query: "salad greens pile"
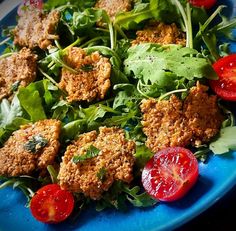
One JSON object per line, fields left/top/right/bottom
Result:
{"left": 1, "top": 0, "right": 236, "bottom": 213}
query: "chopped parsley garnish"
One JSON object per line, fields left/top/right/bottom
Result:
{"left": 24, "top": 135, "right": 48, "bottom": 154}
{"left": 73, "top": 145, "right": 100, "bottom": 163}
{"left": 97, "top": 167, "right": 107, "bottom": 182}
{"left": 80, "top": 64, "right": 94, "bottom": 72}
{"left": 11, "top": 80, "right": 21, "bottom": 92}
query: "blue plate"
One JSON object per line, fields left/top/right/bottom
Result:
{"left": 1, "top": 1, "right": 236, "bottom": 231}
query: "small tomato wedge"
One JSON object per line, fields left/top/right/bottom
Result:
{"left": 142, "top": 147, "right": 199, "bottom": 202}
{"left": 210, "top": 54, "right": 236, "bottom": 101}
{"left": 189, "top": 0, "right": 217, "bottom": 9}
{"left": 30, "top": 184, "right": 74, "bottom": 223}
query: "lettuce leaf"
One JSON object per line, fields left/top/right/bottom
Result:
{"left": 209, "top": 127, "right": 236, "bottom": 154}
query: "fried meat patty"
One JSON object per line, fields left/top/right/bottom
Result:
{"left": 59, "top": 47, "right": 111, "bottom": 103}
{"left": 132, "top": 21, "right": 186, "bottom": 46}
{"left": 141, "top": 83, "right": 224, "bottom": 152}
{"left": 0, "top": 119, "right": 61, "bottom": 177}
{"left": 95, "top": 0, "right": 132, "bottom": 20}
{"left": 58, "top": 127, "right": 135, "bottom": 200}
{"left": 0, "top": 48, "right": 37, "bottom": 100}
{"left": 13, "top": 7, "right": 60, "bottom": 50}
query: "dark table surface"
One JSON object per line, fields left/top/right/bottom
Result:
{"left": 175, "top": 185, "right": 236, "bottom": 231}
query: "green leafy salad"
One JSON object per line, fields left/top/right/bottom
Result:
{"left": 0, "top": 0, "right": 236, "bottom": 223}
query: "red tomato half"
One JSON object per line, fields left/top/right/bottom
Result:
{"left": 210, "top": 54, "right": 236, "bottom": 101}
{"left": 30, "top": 184, "right": 74, "bottom": 223}
{"left": 189, "top": 0, "right": 217, "bottom": 9}
{"left": 142, "top": 147, "right": 199, "bottom": 202}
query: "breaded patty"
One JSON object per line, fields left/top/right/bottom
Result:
{"left": 59, "top": 47, "right": 111, "bottom": 103}
{"left": 95, "top": 0, "right": 132, "bottom": 20}
{"left": 141, "top": 83, "right": 224, "bottom": 153}
{"left": 0, "top": 119, "right": 61, "bottom": 177}
{"left": 0, "top": 48, "right": 37, "bottom": 100}
{"left": 58, "top": 127, "right": 135, "bottom": 200}
{"left": 132, "top": 21, "right": 186, "bottom": 46}
{"left": 13, "top": 7, "right": 60, "bottom": 50}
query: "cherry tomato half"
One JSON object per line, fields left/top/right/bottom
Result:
{"left": 189, "top": 0, "right": 217, "bottom": 9}
{"left": 209, "top": 54, "right": 236, "bottom": 101}
{"left": 30, "top": 184, "right": 74, "bottom": 223}
{"left": 142, "top": 147, "right": 199, "bottom": 202}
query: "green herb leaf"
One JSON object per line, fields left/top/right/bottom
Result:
{"left": 124, "top": 44, "right": 218, "bottom": 87}
{"left": 24, "top": 135, "right": 48, "bottom": 154}
{"left": 73, "top": 145, "right": 100, "bottom": 163}
{"left": 97, "top": 167, "right": 107, "bottom": 182}
{"left": 209, "top": 127, "right": 236, "bottom": 154}
{"left": 80, "top": 64, "right": 94, "bottom": 72}
{"left": 123, "top": 185, "right": 158, "bottom": 208}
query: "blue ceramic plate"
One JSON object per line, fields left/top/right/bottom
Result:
{"left": 1, "top": 1, "right": 236, "bottom": 231}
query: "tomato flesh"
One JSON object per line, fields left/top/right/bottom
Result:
{"left": 189, "top": 0, "right": 217, "bottom": 9}
{"left": 210, "top": 54, "right": 236, "bottom": 101}
{"left": 142, "top": 147, "right": 199, "bottom": 202}
{"left": 30, "top": 184, "right": 74, "bottom": 223}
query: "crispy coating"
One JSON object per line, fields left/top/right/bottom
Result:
{"left": 0, "top": 119, "right": 61, "bottom": 177}
{"left": 132, "top": 21, "right": 186, "bottom": 46}
{"left": 13, "top": 7, "right": 60, "bottom": 49}
{"left": 0, "top": 48, "right": 37, "bottom": 100}
{"left": 59, "top": 47, "right": 111, "bottom": 103}
{"left": 58, "top": 127, "right": 135, "bottom": 200}
{"left": 95, "top": 0, "right": 132, "bottom": 20}
{"left": 141, "top": 83, "right": 224, "bottom": 153}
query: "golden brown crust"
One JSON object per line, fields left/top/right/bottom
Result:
{"left": 132, "top": 21, "right": 186, "bottom": 46}
{"left": 13, "top": 7, "right": 60, "bottom": 50}
{"left": 58, "top": 127, "right": 135, "bottom": 200}
{"left": 140, "top": 83, "right": 224, "bottom": 152}
{"left": 0, "top": 48, "right": 37, "bottom": 101}
{"left": 0, "top": 119, "right": 61, "bottom": 177}
{"left": 95, "top": 0, "right": 132, "bottom": 20}
{"left": 59, "top": 47, "right": 111, "bottom": 103}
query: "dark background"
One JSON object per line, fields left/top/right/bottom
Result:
{"left": 175, "top": 185, "right": 236, "bottom": 231}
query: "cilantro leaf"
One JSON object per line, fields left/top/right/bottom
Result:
{"left": 73, "top": 145, "right": 100, "bottom": 163}
{"left": 209, "top": 127, "right": 236, "bottom": 154}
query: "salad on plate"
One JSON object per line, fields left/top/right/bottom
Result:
{"left": 0, "top": 0, "right": 236, "bottom": 226}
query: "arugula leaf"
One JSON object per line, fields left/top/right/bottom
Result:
{"left": 62, "top": 119, "right": 87, "bottom": 140}
{"left": 73, "top": 145, "right": 100, "bottom": 163}
{"left": 123, "top": 185, "right": 158, "bottom": 207}
{"left": 114, "top": 0, "right": 179, "bottom": 30}
{"left": 17, "top": 87, "right": 47, "bottom": 122}
{"left": 209, "top": 127, "right": 236, "bottom": 154}
{"left": 134, "top": 145, "right": 154, "bottom": 168}
{"left": 124, "top": 44, "right": 217, "bottom": 86}
{"left": 96, "top": 181, "right": 157, "bottom": 211}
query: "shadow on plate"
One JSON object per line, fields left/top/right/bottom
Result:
{"left": 167, "top": 175, "right": 214, "bottom": 210}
